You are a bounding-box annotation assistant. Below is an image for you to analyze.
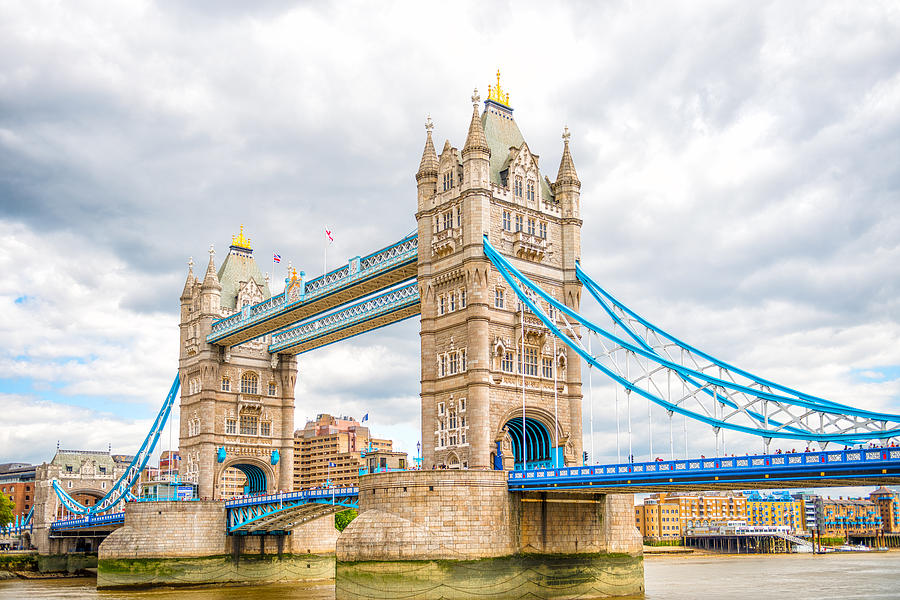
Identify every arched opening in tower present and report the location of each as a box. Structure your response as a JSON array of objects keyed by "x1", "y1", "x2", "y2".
[
  {"x1": 230, "y1": 463, "x2": 267, "y2": 495},
  {"x1": 503, "y1": 416, "x2": 556, "y2": 470}
]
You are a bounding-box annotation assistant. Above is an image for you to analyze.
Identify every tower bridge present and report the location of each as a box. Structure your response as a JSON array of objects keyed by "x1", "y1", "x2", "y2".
[{"x1": 14, "y1": 74, "x2": 900, "y2": 597}]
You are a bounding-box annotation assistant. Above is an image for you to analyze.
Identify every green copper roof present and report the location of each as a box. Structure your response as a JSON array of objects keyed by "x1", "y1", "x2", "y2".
[
  {"x1": 217, "y1": 248, "x2": 271, "y2": 310},
  {"x1": 481, "y1": 100, "x2": 555, "y2": 201}
]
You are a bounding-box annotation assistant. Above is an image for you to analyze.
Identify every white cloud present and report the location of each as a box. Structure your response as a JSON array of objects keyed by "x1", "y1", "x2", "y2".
[{"x1": 0, "y1": 0, "x2": 898, "y2": 475}]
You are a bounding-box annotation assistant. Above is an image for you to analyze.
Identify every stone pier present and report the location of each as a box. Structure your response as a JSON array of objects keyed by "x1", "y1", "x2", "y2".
[
  {"x1": 97, "y1": 500, "x2": 338, "y2": 589},
  {"x1": 336, "y1": 471, "x2": 643, "y2": 599}
]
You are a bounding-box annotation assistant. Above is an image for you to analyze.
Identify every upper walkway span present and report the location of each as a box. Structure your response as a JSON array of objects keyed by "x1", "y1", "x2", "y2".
[{"x1": 207, "y1": 234, "x2": 417, "y2": 347}]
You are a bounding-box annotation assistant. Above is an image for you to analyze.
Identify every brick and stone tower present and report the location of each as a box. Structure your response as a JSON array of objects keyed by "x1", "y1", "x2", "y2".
[
  {"x1": 416, "y1": 74, "x2": 583, "y2": 470},
  {"x1": 178, "y1": 227, "x2": 297, "y2": 498}
]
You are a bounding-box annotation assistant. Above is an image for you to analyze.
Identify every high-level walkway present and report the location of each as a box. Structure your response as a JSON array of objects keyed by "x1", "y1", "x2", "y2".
[{"x1": 207, "y1": 234, "x2": 417, "y2": 347}]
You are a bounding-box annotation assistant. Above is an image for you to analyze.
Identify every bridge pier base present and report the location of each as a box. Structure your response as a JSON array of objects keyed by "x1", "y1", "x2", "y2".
[
  {"x1": 97, "y1": 501, "x2": 337, "y2": 589},
  {"x1": 336, "y1": 471, "x2": 644, "y2": 599}
]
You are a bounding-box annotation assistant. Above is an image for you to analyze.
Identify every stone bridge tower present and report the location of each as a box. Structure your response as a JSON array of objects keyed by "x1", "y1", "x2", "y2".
[
  {"x1": 178, "y1": 228, "x2": 297, "y2": 499},
  {"x1": 416, "y1": 76, "x2": 584, "y2": 470}
]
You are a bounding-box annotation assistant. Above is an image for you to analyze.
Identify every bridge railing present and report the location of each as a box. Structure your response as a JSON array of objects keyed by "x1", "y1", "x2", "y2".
[
  {"x1": 208, "y1": 234, "x2": 418, "y2": 342},
  {"x1": 51, "y1": 512, "x2": 125, "y2": 531},
  {"x1": 224, "y1": 487, "x2": 360, "y2": 509},
  {"x1": 268, "y1": 282, "x2": 419, "y2": 353},
  {"x1": 508, "y1": 448, "x2": 900, "y2": 485}
]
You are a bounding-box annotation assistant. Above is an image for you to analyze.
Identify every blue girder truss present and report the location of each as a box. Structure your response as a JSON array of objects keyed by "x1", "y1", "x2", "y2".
[
  {"x1": 225, "y1": 488, "x2": 359, "y2": 533},
  {"x1": 483, "y1": 236, "x2": 900, "y2": 445},
  {"x1": 268, "y1": 282, "x2": 420, "y2": 354},
  {"x1": 50, "y1": 374, "x2": 180, "y2": 516},
  {"x1": 509, "y1": 448, "x2": 900, "y2": 492},
  {"x1": 208, "y1": 233, "x2": 418, "y2": 345},
  {"x1": 50, "y1": 512, "x2": 125, "y2": 532}
]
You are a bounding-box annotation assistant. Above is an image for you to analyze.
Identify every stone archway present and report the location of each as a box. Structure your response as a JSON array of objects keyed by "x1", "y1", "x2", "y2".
[
  {"x1": 495, "y1": 406, "x2": 566, "y2": 470},
  {"x1": 216, "y1": 457, "x2": 274, "y2": 498},
  {"x1": 56, "y1": 488, "x2": 105, "y2": 519}
]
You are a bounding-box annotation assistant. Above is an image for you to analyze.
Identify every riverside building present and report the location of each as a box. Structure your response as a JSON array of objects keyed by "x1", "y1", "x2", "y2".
[
  {"x1": 634, "y1": 491, "x2": 748, "y2": 541},
  {"x1": 292, "y1": 414, "x2": 402, "y2": 490},
  {"x1": 0, "y1": 462, "x2": 36, "y2": 522}
]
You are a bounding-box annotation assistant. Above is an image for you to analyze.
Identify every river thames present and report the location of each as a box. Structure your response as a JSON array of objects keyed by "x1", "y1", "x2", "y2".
[{"x1": 3, "y1": 553, "x2": 900, "y2": 599}]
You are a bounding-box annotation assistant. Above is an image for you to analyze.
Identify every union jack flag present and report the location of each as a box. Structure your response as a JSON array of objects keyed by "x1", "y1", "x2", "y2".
[
  {"x1": 325, "y1": 228, "x2": 334, "y2": 243},
  {"x1": 273, "y1": 253, "x2": 281, "y2": 263}
]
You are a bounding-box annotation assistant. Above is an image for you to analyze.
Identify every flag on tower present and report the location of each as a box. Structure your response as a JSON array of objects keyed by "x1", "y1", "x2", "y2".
[
  {"x1": 325, "y1": 228, "x2": 334, "y2": 243},
  {"x1": 361, "y1": 413, "x2": 368, "y2": 423},
  {"x1": 273, "y1": 252, "x2": 281, "y2": 263}
]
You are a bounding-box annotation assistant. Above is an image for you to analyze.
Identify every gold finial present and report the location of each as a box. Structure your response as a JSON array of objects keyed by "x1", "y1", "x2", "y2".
[
  {"x1": 488, "y1": 69, "x2": 510, "y2": 107},
  {"x1": 562, "y1": 126, "x2": 571, "y2": 142},
  {"x1": 471, "y1": 88, "x2": 480, "y2": 107},
  {"x1": 425, "y1": 114, "x2": 434, "y2": 132},
  {"x1": 231, "y1": 224, "x2": 252, "y2": 250},
  {"x1": 291, "y1": 267, "x2": 298, "y2": 280}
]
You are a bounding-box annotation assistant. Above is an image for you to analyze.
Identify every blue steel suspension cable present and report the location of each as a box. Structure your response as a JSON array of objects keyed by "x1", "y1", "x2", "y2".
[
  {"x1": 485, "y1": 238, "x2": 900, "y2": 422},
  {"x1": 483, "y1": 237, "x2": 900, "y2": 441},
  {"x1": 51, "y1": 373, "x2": 181, "y2": 515},
  {"x1": 576, "y1": 262, "x2": 851, "y2": 411}
]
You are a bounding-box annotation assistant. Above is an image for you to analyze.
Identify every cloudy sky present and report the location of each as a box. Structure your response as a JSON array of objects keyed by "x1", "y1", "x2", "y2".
[{"x1": 1, "y1": 0, "x2": 899, "y2": 499}]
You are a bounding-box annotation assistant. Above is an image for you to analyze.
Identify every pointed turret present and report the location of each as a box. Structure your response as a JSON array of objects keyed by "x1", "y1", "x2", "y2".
[
  {"x1": 201, "y1": 246, "x2": 222, "y2": 292},
  {"x1": 416, "y1": 116, "x2": 439, "y2": 182},
  {"x1": 462, "y1": 90, "x2": 489, "y2": 157},
  {"x1": 462, "y1": 89, "x2": 490, "y2": 190},
  {"x1": 416, "y1": 117, "x2": 439, "y2": 212},
  {"x1": 199, "y1": 245, "x2": 221, "y2": 317},
  {"x1": 180, "y1": 257, "x2": 196, "y2": 302},
  {"x1": 555, "y1": 126, "x2": 580, "y2": 187}
]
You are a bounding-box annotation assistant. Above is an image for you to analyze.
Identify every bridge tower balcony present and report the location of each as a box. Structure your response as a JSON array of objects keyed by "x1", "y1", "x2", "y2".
[
  {"x1": 512, "y1": 231, "x2": 546, "y2": 261},
  {"x1": 431, "y1": 227, "x2": 461, "y2": 258}
]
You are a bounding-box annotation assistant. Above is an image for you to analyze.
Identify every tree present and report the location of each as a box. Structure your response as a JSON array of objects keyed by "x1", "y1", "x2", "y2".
[
  {"x1": 334, "y1": 508, "x2": 357, "y2": 532},
  {"x1": 0, "y1": 492, "x2": 14, "y2": 526}
]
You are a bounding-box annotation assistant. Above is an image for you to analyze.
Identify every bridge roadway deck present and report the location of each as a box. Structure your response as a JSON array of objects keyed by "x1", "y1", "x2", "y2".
[
  {"x1": 50, "y1": 512, "x2": 124, "y2": 535},
  {"x1": 207, "y1": 234, "x2": 418, "y2": 348},
  {"x1": 268, "y1": 282, "x2": 420, "y2": 354},
  {"x1": 508, "y1": 448, "x2": 900, "y2": 493},
  {"x1": 225, "y1": 487, "x2": 359, "y2": 533}
]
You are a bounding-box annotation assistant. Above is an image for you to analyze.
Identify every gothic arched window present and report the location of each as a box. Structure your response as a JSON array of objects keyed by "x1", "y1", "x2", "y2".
[
  {"x1": 526, "y1": 180, "x2": 535, "y2": 202},
  {"x1": 240, "y1": 372, "x2": 258, "y2": 395},
  {"x1": 514, "y1": 176, "x2": 523, "y2": 198}
]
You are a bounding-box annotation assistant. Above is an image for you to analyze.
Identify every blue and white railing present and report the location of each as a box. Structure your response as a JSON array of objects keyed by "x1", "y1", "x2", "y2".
[
  {"x1": 224, "y1": 487, "x2": 359, "y2": 509},
  {"x1": 508, "y1": 448, "x2": 900, "y2": 490},
  {"x1": 50, "y1": 512, "x2": 125, "y2": 531},
  {"x1": 268, "y1": 282, "x2": 419, "y2": 353},
  {"x1": 208, "y1": 233, "x2": 418, "y2": 343}
]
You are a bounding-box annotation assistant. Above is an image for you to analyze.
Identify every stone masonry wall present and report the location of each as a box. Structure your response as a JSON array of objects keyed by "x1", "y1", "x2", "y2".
[
  {"x1": 337, "y1": 470, "x2": 517, "y2": 561},
  {"x1": 99, "y1": 501, "x2": 227, "y2": 559},
  {"x1": 337, "y1": 471, "x2": 643, "y2": 562}
]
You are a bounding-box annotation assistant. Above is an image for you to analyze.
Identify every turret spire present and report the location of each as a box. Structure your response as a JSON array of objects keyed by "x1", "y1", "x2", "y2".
[
  {"x1": 462, "y1": 88, "x2": 489, "y2": 157},
  {"x1": 180, "y1": 256, "x2": 195, "y2": 301},
  {"x1": 556, "y1": 126, "x2": 580, "y2": 186},
  {"x1": 201, "y1": 244, "x2": 222, "y2": 291},
  {"x1": 416, "y1": 115, "x2": 439, "y2": 182}
]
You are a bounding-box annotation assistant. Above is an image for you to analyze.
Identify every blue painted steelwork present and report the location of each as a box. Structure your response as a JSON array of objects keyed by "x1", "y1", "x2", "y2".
[
  {"x1": 208, "y1": 234, "x2": 418, "y2": 344},
  {"x1": 0, "y1": 505, "x2": 33, "y2": 536},
  {"x1": 483, "y1": 237, "x2": 900, "y2": 443},
  {"x1": 268, "y1": 282, "x2": 420, "y2": 354},
  {"x1": 504, "y1": 417, "x2": 554, "y2": 470},
  {"x1": 508, "y1": 448, "x2": 900, "y2": 492},
  {"x1": 51, "y1": 375, "x2": 181, "y2": 515},
  {"x1": 225, "y1": 488, "x2": 359, "y2": 533},
  {"x1": 50, "y1": 512, "x2": 125, "y2": 532},
  {"x1": 231, "y1": 463, "x2": 267, "y2": 495}
]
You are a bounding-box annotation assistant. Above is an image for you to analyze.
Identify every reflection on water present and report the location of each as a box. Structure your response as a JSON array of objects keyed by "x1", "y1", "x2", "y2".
[{"x1": 3, "y1": 553, "x2": 900, "y2": 599}]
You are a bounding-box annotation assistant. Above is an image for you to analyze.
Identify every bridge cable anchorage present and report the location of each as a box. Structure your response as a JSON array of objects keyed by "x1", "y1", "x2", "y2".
[
  {"x1": 482, "y1": 236, "x2": 900, "y2": 445},
  {"x1": 51, "y1": 374, "x2": 181, "y2": 516}
]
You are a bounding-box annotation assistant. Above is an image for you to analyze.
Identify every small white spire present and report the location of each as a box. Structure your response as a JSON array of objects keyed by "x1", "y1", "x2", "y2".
[
  {"x1": 208, "y1": 244, "x2": 215, "y2": 258},
  {"x1": 425, "y1": 114, "x2": 434, "y2": 132},
  {"x1": 562, "y1": 126, "x2": 571, "y2": 142},
  {"x1": 187, "y1": 256, "x2": 194, "y2": 271},
  {"x1": 471, "y1": 88, "x2": 480, "y2": 107}
]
